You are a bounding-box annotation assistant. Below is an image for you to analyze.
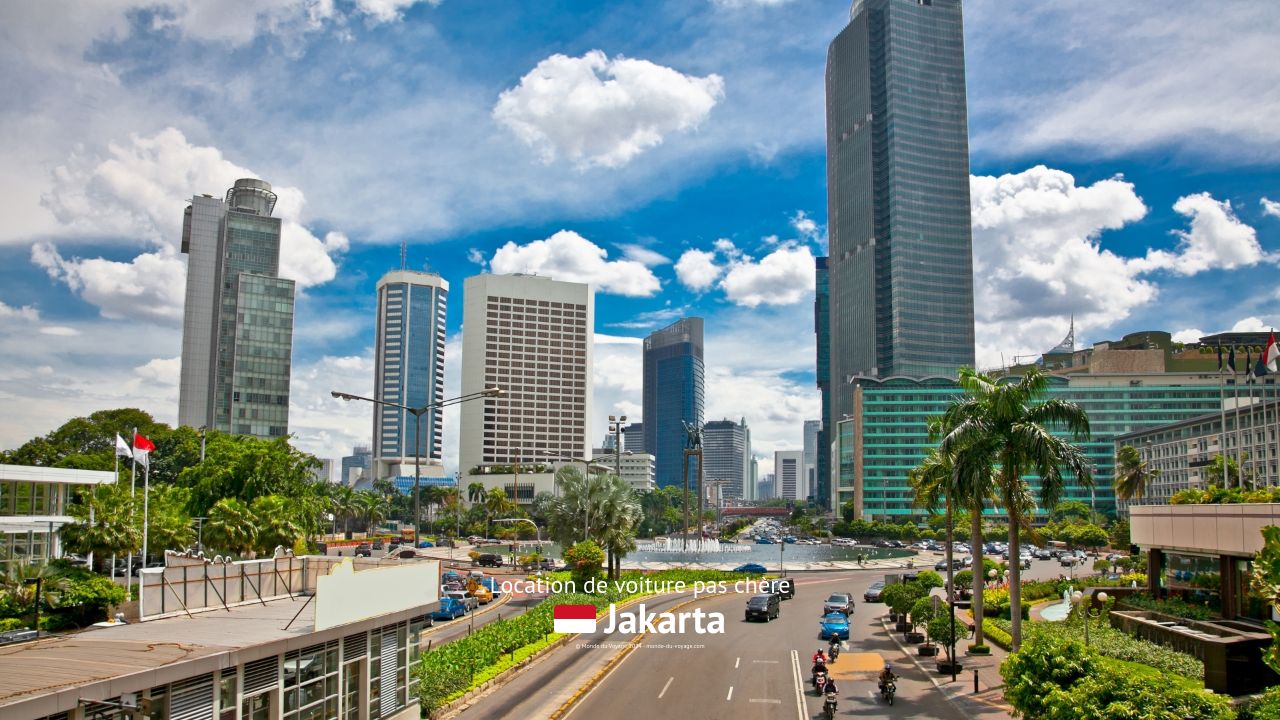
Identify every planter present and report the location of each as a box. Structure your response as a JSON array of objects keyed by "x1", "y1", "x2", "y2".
[
  {"x1": 905, "y1": 631, "x2": 926, "y2": 644},
  {"x1": 894, "y1": 620, "x2": 911, "y2": 633},
  {"x1": 888, "y1": 612, "x2": 900, "y2": 622},
  {"x1": 967, "y1": 644, "x2": 991, "y2": 656},
  {"x1": 918, "y1": 644, "x2": 939, "y2": 657},
  {"x1": 935, "y1": 660, "x2": 964, "y2": 674}
]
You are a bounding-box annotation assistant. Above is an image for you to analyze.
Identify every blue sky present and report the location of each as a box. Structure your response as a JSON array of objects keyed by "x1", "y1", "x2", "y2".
[{"x1": 1, "y1": 0, "x2": 1278, "y2": 475}]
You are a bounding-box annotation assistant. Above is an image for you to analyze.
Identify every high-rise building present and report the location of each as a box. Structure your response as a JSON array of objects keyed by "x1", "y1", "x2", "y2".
[
  {"x1": 748, "y1": 457, "x2": 759, "y2": 502},
  {"x1": 178, "y1": 178, "x2": 295, "y2": 438},
  {"x1": 458, "y1": 274, "x2": 593, "y2": 475},
  {"x1": 824, "y1": 0, "x2": 976, "y2": 450},
  {"x1": 643, "y1": 318, "x2": 705, "y2": 489},
  {"x1": 703, "y1": 418, "x2": 751, "y2": 500},
  {"x1": 372, "y1": 270, "x2": 448, "y2": 478},
  {"x1": 803, "y1": 419, "x2": 821, "y2": 501},
  {"x1": 774, "y1": 450, "x2": 803, "y2": 501},
  {"x1": 341, "y1": 444, "x2": 372, "y2": 487},
  {"x1": 622, "y1": 422, "x2": 645, "y2": 453},
  {"x1": 815, "y1": 256, "x2": 832, "y2": 509}
]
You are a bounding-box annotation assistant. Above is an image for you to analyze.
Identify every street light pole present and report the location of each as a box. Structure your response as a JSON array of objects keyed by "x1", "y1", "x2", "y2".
[{"x1": 332, "y1": 386, "x2": 502, "y2": 549}]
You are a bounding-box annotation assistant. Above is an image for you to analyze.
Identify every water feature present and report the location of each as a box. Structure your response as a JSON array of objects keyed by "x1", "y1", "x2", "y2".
[
  {"x1": 1041, "y1": 587, "x2": 1074, "y2": 622},
  {"x1": 635, "y1": 537, "x2": 751, "y2": 553}
]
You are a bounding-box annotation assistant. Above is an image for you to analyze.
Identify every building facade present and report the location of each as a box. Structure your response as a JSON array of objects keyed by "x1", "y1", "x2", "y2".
[
  {"x1": 814, "y1": 256, "x2": 832, "y2": 509},
  {"x1": 341, "y1": 445, "x2": 372, "y2": 487},
  {"x1": 179, "y1": 178, "x2": 295, "y2": 439},
  {"x1": 643, "y1": 318, "x2": 705, "y2": 490},
  {"x1": 803, "y1": 420, "x2": 821, "y2": 502},
  {"x1": 823, "y1": 0, "x2": 976, "y2": 486},
  {"x1": 458, "y1": 274, "x2": 593, "y2": 476},
  {"x1": 774, "y1": 450, "x2": 803, "y2": 502},
  {"x1": 703, "y1": 418, "x2": 751, "y2": 501},
  {"x1": 621, "y1": 422, "x2": 645, "y2": 454},
  {"x1": 0, "y1": 464, "x2": 114, "y2": 571},
  {"x1": 592, "y1": 452, "x2": 657, "y2": 493},
  {"x1": 372, "y1": 270, "x2": 449, "y2": 478}
]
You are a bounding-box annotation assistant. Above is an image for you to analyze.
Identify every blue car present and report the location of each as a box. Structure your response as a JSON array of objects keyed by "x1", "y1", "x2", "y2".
[
  {"x1": 432, "y1": 597, "x2": 467, "y2": 621},
  {"x1": 819, "y1": 612, "x2": 851, "y2": 640},
  {"x1": 733, "y1": 563, "x2": 769, "y2": 574},
  {"x1": 418, "y1": 540, "x2": 434, "y2": 548},
  {"x1": 480, "y1": 577, "x2": 502, "y2": 595},
  {"x1": 756, "y1": 536, "x2": 774, "y2": 544}
]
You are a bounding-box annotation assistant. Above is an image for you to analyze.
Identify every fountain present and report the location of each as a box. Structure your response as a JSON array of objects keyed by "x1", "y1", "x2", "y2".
[
  {"x1": 1040, "y1": 586, "x2": 1074, "y2": 622},
  {"x1": 635, "y1": 537, "x2": 751, "y2": 553}
]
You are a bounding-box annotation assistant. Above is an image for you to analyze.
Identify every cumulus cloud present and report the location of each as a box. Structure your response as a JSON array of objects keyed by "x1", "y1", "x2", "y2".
[
  {"x1": 1262, "y1": 198, "x2": 1280, "y2": 219},
  {"x1": 353, "y1": 0, "x2": 439, "y2": 24},
  {"x1": 0, "y1": 301, "x2": 39, "y2": 322},
  {"x1": 1171, "y1": 328, "x2": 1204, "y2": 344},
  {"x1": 36, "y1": 128, "x2": 346, "y2": 322},
  {"x1": 489, "y1": 230, "x2": 661, "y2": 296},
  {"x1": 674, "y1": 249, "x2": 722, "y2": 292},
  {"x1": 39, "y1": 326, "x2": 81, "y2": 337},
  {"x1": 791, "y1": 210, "x2": 822, "y2": 246},
  {"x1": 466, "y1": 248, "x2": 487, "y2": 267},
  {"x1": 720, "y1": 244, "x2": 816, "y2": 307},
  {"x1": 618, "y1": 243, "x2": 670, "y2": 267},
  {"x1": 134, "y1": 356, "x2": 180, "y2": 384},
  {"x1": 1131, "y1": 193, "x2": 1262, "y2": 276},
  {"x1": 493, "y1": 50, "x2": 725, "y2": 169}
]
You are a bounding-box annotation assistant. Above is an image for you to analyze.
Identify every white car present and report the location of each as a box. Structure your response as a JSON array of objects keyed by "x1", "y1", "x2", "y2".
[{"x1": 444, "y1": 590, "x2": 479, "y2": 611}]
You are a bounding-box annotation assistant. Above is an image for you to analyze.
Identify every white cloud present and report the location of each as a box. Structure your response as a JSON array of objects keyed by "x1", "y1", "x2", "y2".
[
  {"x1": 466, "y1": 248, "x2": 486, "y2": 267},
  {"x1": 969, "y1": 165, "x2": 1153, "y2": 368},
  {"x1": 1131, "y1": 193, "x2": 1262, "y2": 276},
  {"x1": 790, "y1": 210, "x2": 822, "y2": 246},
  {"x1": 618, "y1": 243, "x2": 670, "y2": 267},
  {"x1": 288, "y1": 352, "x2": 376, "y2": 461},
  {"x1": 493, "y1": 50, "x2": 725, "y2": 169},
  {"x1": 35, "y1": 128, "x2": 346, "y2": 322},
  {"x1": 711, "y1": 0, "x2": 796, "y2": 7},
  {"x1": 39, "y1": 326, "x2": 81, "y2": 337},
  {"x1": 1262, "y1": 198, "x2": 1280, "y2": 219},
  {"x1": 1231, "y1": 317, "x2": 1269, "y2": 333},
  {"x1": 353, "y1": 0, "x2": 439, "y2": 24},
  {"x1": 1171, "y1": 328, "x2": 1203, "y2": 344},
  {"x1": 0, "y1": 302, "x2": 39, "y2": 322},
  {"x1": 489, "y1": 230, "x2": 660, "y2": 297},
  {"x1": 674, "y1": 249, "x2": 723, "y2": 292},
  {"x1": 606, "y1": 305, "x2": 691, "y2": 330},
  {"x1": 720, "y1": 243, "x2": 816, "y2": 307},
  {"x1": 134, "y1": 356, "x2": 180, "y2": 384}
]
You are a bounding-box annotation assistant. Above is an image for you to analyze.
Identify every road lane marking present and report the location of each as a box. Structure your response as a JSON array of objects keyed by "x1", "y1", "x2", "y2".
[
  {"x1": 789, "y1": 650, "x2": 806, "y2": 720},
  {"x1": 727, "y1": 686, "x2": 734, "y2": 701},
  {"x1": 735, "y1": 657, "x2": 740, "y2": 669},
  {"x1": 752, "y1": 659, "x2": 779, "y2": 664},
  {"x1": 749, "y1": 699, "x2": 781, "y2": 704},
  {"x1": 657, "y1": 676, "x2": 673, "y2": 699}
]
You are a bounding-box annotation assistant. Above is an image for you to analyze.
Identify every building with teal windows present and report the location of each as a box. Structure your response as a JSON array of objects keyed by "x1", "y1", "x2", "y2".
[{"x1": 835, "y1": 372, "x2": 1227, "y2": 521}]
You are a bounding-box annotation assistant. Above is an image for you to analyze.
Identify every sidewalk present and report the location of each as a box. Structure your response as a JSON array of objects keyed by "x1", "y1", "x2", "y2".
[{"x1": 880, "y1": 611, "x2": 1015, "y2": 720}]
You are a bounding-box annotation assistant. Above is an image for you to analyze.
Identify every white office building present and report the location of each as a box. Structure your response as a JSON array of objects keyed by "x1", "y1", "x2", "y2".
[
  {"x1": 774, "y1": 450, "x2": 803, "y2": 501},
  {"x1": 0, "y1": 464, "x2": 115, "y2": 570}
]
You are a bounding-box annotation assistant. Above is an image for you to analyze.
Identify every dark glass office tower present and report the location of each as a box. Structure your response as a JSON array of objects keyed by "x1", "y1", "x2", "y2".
[
  {"x1": 825, "y1": 0, "x2": 976, "y2": 449},
  {"x1": 815, "y1": 256, "x2": 831, "y2": 508},
  {"x1": 643, "y1": 318, "x2": 705, "y2": 489}
]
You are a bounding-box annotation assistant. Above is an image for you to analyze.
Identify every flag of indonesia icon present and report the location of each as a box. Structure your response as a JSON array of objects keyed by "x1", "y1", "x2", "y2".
[{"x1": 553, "y1": 604, "x2": 597, "y2": 633}]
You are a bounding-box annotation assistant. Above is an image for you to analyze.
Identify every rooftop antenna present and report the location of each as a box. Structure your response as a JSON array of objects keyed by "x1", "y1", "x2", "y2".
[{"x1": 399, "y1": 239, "x2": 407, "y2": 271}]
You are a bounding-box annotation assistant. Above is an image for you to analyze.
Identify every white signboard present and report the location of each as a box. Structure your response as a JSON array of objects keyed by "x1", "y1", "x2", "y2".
[{"x1": 314, "y1": 558, "x2": 439, "y2": 631}]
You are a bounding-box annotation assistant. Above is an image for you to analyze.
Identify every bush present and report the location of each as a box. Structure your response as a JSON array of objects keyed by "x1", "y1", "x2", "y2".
[
  {"x1": 562, "y1": 540, "x2": 605, "y2": 588},
  {"x1": 0, "y1": 617, "x2": 25, "y2": 632},
  {"x1": 1040, "y1": 672, "x2": 1234, "y2": 720},
  {"x1": 44, "y1": 567, "x2": 127, "y2": 630},
  {"x1": 990, "y1": 615, "x2": 1203, "y2": 679},
  {"x1": 1118, "y1": 592, "x2": 1216, "y2": 621},
  {"x1": 983, "y1": 588, "x2": 1030, "y2": 620},
  {"x1": 1001, "y1": 633, "x2": 1100, "y2": 718},
  {"x1": 911, "y1": 597, "x2": 937, "y2": 633},
  {"x1": 954, "y1": 569, "x2": 973, "y2": 589},
  {"x1": 1238, "y1": 685, "x2": 1280, "y2": 720},
  {"x1": 983, "y1": 618, "x2": 1012, "y2": 650},
  {"x1": 928, "y1": 612, "x2": 963, "y2": 660},
  {"x1": 915, "y1": 570, "x2": 944, "y2": 590}
]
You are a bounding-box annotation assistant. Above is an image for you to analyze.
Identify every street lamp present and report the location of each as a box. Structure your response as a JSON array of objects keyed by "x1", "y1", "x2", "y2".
[
  {"x1": 987, "y1": 567, "x2": 997, "y2": 588},
  {"x1": 1071, "y1": 590, "x2": 1108, "y2": 647},
  {"x1": 607, "y1": 415, "x2": 627, "y2": 479},
  {"x1": 332, "y1": 386, "x2": 502, "y2": 548},
  {"x1": 23, "y1": 578, "x2": 42, "y2": 638}
]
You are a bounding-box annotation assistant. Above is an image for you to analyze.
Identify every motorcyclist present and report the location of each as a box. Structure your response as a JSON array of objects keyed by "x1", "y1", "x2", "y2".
[
  {"x1": 816, "y1": 672, "x2": 839, "y2": 696},
  {"x1": 827, "y1": 636, "x2": 841, "y2": 659},
  {"x1": 878, "y1": 663, "x2": 897, "y2": 693}
]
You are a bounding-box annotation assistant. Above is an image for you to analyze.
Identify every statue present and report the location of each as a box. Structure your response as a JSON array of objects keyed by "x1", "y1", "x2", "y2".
[{"x1": 682, "y1": 420, "x2": 703, "y2": 449}]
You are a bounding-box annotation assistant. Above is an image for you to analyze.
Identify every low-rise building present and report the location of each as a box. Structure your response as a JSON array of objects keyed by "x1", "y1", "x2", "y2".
[
  {"x1": 0, "y1": 464, "x2": 115, "y2": 570},
  {"x1": 591, "y1": 452, "x2": 656, "y2": 493}
]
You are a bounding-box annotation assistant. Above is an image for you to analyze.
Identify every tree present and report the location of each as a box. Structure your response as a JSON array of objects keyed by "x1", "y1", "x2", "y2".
[
  {"x1": 938, "y1": 367, "x2": 1093, "y2": 651},
  {"x1": 250, "y1": 495, "x2": 303, "y2": 555},
  {"x1": 594, "y1": 475, "x2": 641, "y2": 579},
  {"x1": 562, "y1": 540, "x2": 605, "y2": 590},
  {"x1": 1113, "y1": 445, "x2": 1158, "y2": 502},
  {"x1": 355, "y1": 491, "x2": 389, "y2": 532},
  {"x1": 204, "y1": 498, "x2": 258, "y2": 557},
  {"x1": 1051, "y1": 499, "x2": 1093, "y2": 523},
  {"x1": 1108, "y1": 519, "x2": 1130, "y2": 549},
  {"x1": 1205, "y1": 452, "x2": 1254, "y2": 489},
  {"x1": 1251, "y1": 525, "x2": 1280, "y2": 675},
  {"x1": 144, "y1": 485, "x2": 195, "y2": 554},
  {"x1": 59, "y1": 483, "x2": 141, "y2": 567},
  {"x1": 328, "y1": 484, "x2": 357, "y2": 535},
  {"x1": 1068, "y1": 523, "x2": 1109, "y2": 552}
]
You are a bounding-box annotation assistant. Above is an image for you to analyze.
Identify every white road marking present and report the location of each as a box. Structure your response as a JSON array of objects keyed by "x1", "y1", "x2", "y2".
[
  {"x1": 658, "y1": 676, "x2": 673, "y2": 699},
  {"x1": 735, "y1": 657, "x2": 740, "y2": 669},
  {"x1": 749, "y1": 699, "x2": 782, "y2": 704},
  {"x1": 727, "y1": 686, "x2": 734, "y2": 701},
  {"x1": 752, "y1": 659, "x2": 779, "y2": 664},
  {"x1": 789, "y1": 650, "x2": 806, "y2": 720}
]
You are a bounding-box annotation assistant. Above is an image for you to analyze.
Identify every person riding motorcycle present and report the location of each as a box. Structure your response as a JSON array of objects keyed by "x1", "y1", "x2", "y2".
[
  {"x1": 816, "y1": 672, "x2": 839, "y2": 696},
  {"x1": 827, "y1": 636, "x2": 841, "y2": 660},
  {"x1": 878, "y1": 663, "x2": 897, "y2": 693},
  {"x1": 812, "y1": 649, "x2": 827, "y2": 666}
]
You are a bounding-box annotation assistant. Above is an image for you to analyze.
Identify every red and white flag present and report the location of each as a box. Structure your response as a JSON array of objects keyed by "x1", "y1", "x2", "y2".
[
  {"x1": 133, "y1": 433, "x2": 156, "y2": 468},
  {"x1": 1266, "y1": 330, "x2": 1280, "y2": 374},
  {"x1": 553, "y1": 604, "x2": 597, "y2": 634}
]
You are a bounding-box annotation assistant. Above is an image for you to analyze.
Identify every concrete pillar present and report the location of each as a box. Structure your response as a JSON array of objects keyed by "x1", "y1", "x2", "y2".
[{"x1": 1147, "y1": 549, "x2": 1163, "y2": 597}]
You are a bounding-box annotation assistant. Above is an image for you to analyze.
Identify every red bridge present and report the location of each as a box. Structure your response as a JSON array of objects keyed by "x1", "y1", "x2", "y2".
[{"x1": 720, "y1": 506, "x2": 789, "y2": 517}]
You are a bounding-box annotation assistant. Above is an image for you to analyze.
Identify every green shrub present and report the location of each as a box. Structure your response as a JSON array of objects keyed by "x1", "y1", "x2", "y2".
[
  {"x1": 915, "y1": 570, "x2": 944, "y2": 590},
  {"x1": 910, "y1": 597, "x2": 936, "y2": 633},
  {"x1": 1001, "y1": 634, "x2": 1100, "y2": 719},
  {"x1": 0, "y1": 617, "x2": 25, "y2": 632},
  {"x1": 990, "y1": 616, "x2": 1203, "y2": 679},
  {"x1": 1238, "y1": 685, "x2": 1280, "y2": 720},
  {"x1": 954, "y1": 569, "x2": 973, "y2": 589},
  {"x1": 983, "y1": 618, "x2": 1012, "y2": 650},
  {"x1": 983, "y1": 588, "x2": 1030, "y2": 620},
  {"x1": 1118, "y1": 592, "x2": 1215, "y2": 621},
  {"x1": 562, "y1": 540, "x2": 605, "y2": 588},
  {"x1": 44, "y1": 567, "x2": 127, "y2": 630},
  {"x1": 1040, "y1": 672, "x2": 1233, "y2": 720}
]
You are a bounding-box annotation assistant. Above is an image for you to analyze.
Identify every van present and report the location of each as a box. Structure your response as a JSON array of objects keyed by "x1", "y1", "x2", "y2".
[{"x1": 745, "y1": 593, "x2": 780, "y2": 622}]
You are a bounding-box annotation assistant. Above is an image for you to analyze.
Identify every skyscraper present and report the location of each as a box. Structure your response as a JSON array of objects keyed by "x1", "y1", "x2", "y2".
[
  {"x1": 815, "y1": 256, "x2": 832, "y2": 508},
  {"x1": 824, "y1": 0, "x2": 976, "y2": 436},
  {"x1": 458, "y1": 274, "x2": 593, "y2": 476},
  {"x1": 178, "y1": 178, "x2": 295, "y2": 439},
  {"x1": 622, "y1": 422, "x2": 645, "y2": 453},
  {"x1": 703, "y1": 418, "x2": 751, "y2": 501},
  {"x1": 775, "y1": 450, "x2": 803, "y2": 501},
  {"x1": 803, "y1": 419, "x2": 821, "y2": 501},
  {"x1": 643, "y1": 318, "x2": 705, "y2": 489},
  {"x1": 372, "y1": 270, "x2": 449, "y2": 478}
]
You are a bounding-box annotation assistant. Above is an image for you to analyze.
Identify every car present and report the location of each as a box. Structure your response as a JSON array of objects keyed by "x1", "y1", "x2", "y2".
[
  {"x1": 765, "y1": 578, "x2": 795, "y2": 600},
  {"x1": 475, "y1": 553, "x2": 504, "y2": 567},
  {"x1": 132, "y1": 560, "x2": 165, "y2": 576},
  {"x1": 355, "y1": 543, "x2": 373, "y2": 557},
  {"x1": 823, "y1": 592, "x2": 854, "y2": 616},
  {"x1": 479, "y1": 577, "x2": 503, "y2": 595},
  {"x1": 470, "y1": 584, "x2": 494, "y2": 604},
  {"x1": 733, "y1": 563, "x2": 768, "y2": 574},
  {"x1": 1060, "y1": 555, "x2": 1080, "y2": 567},
  {"x1": 863, "y1": 581, "x2": 886, "y2": 602},
  {"x1": 444, "y1": 590, "x2": 479, "y2": 611},
  {"x1": 62, "y1": 553, "x2": 90, "y2": 567},
  {"x1": 1035, "y1": 548, "x2": 1052, "y2": 560},
  {"x1": 745, "y1": 593, "x2": 780, "y2": 622},
  {"x1": 819, "y1": 612, "x2": 851, "y2": 640},
  {"x1": 432, "y1": 597, "x2": 467, "y2": 621},
  {"x1": 935, "y1": 558, "x2": 964, "y2": 571},
  {"x1": 418, "y1": 540, "x2": 434, "y2": 548},
  {"x1": 442, "y1": 570, "x2": 465, "y2": 583}
]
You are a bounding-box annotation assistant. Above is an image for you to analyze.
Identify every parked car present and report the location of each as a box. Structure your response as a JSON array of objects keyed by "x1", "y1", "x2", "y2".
[
  {"x1": 935, "y1": 558, "x2": 964, "y2": 571},
  {"x1": 355, "y1": 543, "x2": 373, "y2": 557},
  {"x1": 733, "y1": 563, "x2": 769, "y2": 574},
  {"x1": 765, "y1": 578, "x2": 795, "y2": 600},
  {"x1": 470, "y1": 584, "x2": 494, "y2": 605},
  {"x1": 1060, "y1": 555, "x2": 1081, "y2": 567},
  {"x1": 475, "y1": 553, "x2": 504, "y2": 567},
  {"x1": 819, "y1": 612, "x2": 851, "y2": 640},
  {"x1": 863, "y1": 581, "x2": 886, "y2": 603},
  {"x1": 539, "y1": 558, "x2": 558, "y2": 571},
  {"x1": 823, "y1": 592, "x2": 854, "y2": 616},
  {"x1": 745, "y1": 593, "x2": 780, "y2": 622},
  {"x1": 479, "y1": 577, "x2": 502, "y2": 595},
  {"x1": 132, "y1": 560, "x2": 165, "y2": 576},
  {"x1": 432, "y1": 597, "x2": 467, "y2": 621},
  {"x1": 444, "y1": 590, "x2": 479, "y2": 611},
  {"x1": 1035, "y1": 548, "x2": 1052, "y2": 560},
  {"x1": 418, "y1": 540, "x2": 434, "y2": 548}
]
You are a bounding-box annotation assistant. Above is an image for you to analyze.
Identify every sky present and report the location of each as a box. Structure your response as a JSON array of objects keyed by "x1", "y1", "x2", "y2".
[{"x1": 1, "y1": 0, "x2": 1278, "y2": 478}]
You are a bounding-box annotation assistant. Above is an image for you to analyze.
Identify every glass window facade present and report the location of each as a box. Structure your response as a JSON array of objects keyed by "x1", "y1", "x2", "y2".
[
  {"x1": 374, "y1": 274, "x2": 448, "y2": 461},
  {"x1": 643, "y1": 318, "x2": 706, "y2": 489}
]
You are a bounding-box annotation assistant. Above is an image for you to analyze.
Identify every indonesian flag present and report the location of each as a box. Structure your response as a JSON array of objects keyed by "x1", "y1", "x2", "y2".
[
  {"x1": 115, "y1": 434, "x2": 133, "y2": 458},
  {"x1": 553, "y1": 604, "x2": 597, "y2": 634},
  {"x1": 1266, "y1": 331, "x2": 1280, "y2": 374},
  {"x1": 133, "y1": 433, "x2": 156, "y2": 468}
]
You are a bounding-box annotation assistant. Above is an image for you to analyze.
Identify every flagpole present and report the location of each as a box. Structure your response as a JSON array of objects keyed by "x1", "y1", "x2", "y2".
[
  {"x1": 141, "y1": 460, "x2": 150, "y2": 576},
  {"x1": 127, "y1": 427, "x2": 137, "y2": 596}
]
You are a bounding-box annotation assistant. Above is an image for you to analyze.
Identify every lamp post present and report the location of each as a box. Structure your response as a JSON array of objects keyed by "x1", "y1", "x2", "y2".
[
  {"x1": 987, "y1": 567, "x2": 997, "y2": 588},
  {"x1": 608, "y1": 415, "x2": 627, "y2": 479},
  {"x1": 23, "y1": 577, "x2": 42, "y2": 638},
  {"x1": 1071, "y1": 590, "x2": 1108, "y2": 647},
  {"x1": 332, "y1": 386, "x2": 502, "y2": 549}
]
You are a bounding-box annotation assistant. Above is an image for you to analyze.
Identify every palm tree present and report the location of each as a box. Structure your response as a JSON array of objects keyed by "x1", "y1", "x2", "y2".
[
  {"x1": 355, "y1": 491, "x2": 389, "y2": 533},
  {"x1": 595, "y1": 475, "x2": 641, "y2": 579},
  {"x1": 1114, "y1": 445, "x2": 1158, "y2": 502},
  {"x1": 938, "y1": 367, "x2": 1093, "y2": 651},
  {"x1": 329, "y1": 484, "x2": 357, "y2": 535},
  {"x1": 60, "y1": 483, "x2": 140, "y2": 569},
  {"x1": 467, "y1": 481, "x2": 487, "y2": 506},
  {"x1": 204, "y1": 498, "x2": 259, "y2": 557},
  {"x1": 250, "y1": 495, "x2": 304, "y2": 555}
]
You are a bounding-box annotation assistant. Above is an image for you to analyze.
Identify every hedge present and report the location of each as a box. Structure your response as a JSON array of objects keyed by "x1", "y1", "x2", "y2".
[{"x1": 990, "y1": 615, "x2": 1203, "y2": 679}]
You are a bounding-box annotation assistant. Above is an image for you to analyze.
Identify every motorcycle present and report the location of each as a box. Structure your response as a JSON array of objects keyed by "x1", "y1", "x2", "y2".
[
  {"x1": 813, "y1": 668, "x2": 828, "y2": 692},
  {"x1": 880, "y1": 679, "x2": 896, "y2": 705},
  {"x1": 827, "y1": 641, "x2": 841, "y2": 661},
  {"x1": 823, "y1": 691, "x2": 838, "y2": 719}
]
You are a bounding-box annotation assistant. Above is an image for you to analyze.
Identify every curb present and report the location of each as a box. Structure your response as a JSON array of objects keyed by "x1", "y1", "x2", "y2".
[{"x1": 880, "y1": 615, "x2": 978, "y2": 720}]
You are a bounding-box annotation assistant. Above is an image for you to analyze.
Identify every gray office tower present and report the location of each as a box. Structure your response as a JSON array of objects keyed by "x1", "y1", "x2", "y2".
[
  {"x1": 373, "y1": 271, "x2": 448, "y2": 467},
  {"x1": 824, "y1": 0, "x2": 976, "y2": 463},
  {"x1": 178, "y1": 179, "x2": 295, "y2": 439},
  {"x1": 643, "y1": 318, "x2": 705, "y2": 489},
  {"x1": 703, "y1": 418, "x2": 751, "y2": 501}
]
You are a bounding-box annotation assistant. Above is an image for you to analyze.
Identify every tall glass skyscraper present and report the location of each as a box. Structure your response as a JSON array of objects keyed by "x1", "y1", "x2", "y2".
[
  {"x1": 373, "y1": 270, "x2": 449, "y2": 469},
  {"x1": 824, "y1": 0, "x2": 976, "y2": 436},
  {"x1": 703, "y1": 418, "x2": 751, "y2": 500},
  {"x1": 643, "y1": 318, "x2": 705, "y2": 489},
  {"x1": 814, "y1": 256, "x2": 832, "y2": 508},
  {"x1": 179, "y1": 179, "x2": 295, "y2": 439}
]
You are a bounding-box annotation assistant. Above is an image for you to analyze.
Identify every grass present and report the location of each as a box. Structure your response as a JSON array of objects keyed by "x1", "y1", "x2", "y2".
[{"x1": 441, "y1": 632, "x2": 567, "y2": 703}]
